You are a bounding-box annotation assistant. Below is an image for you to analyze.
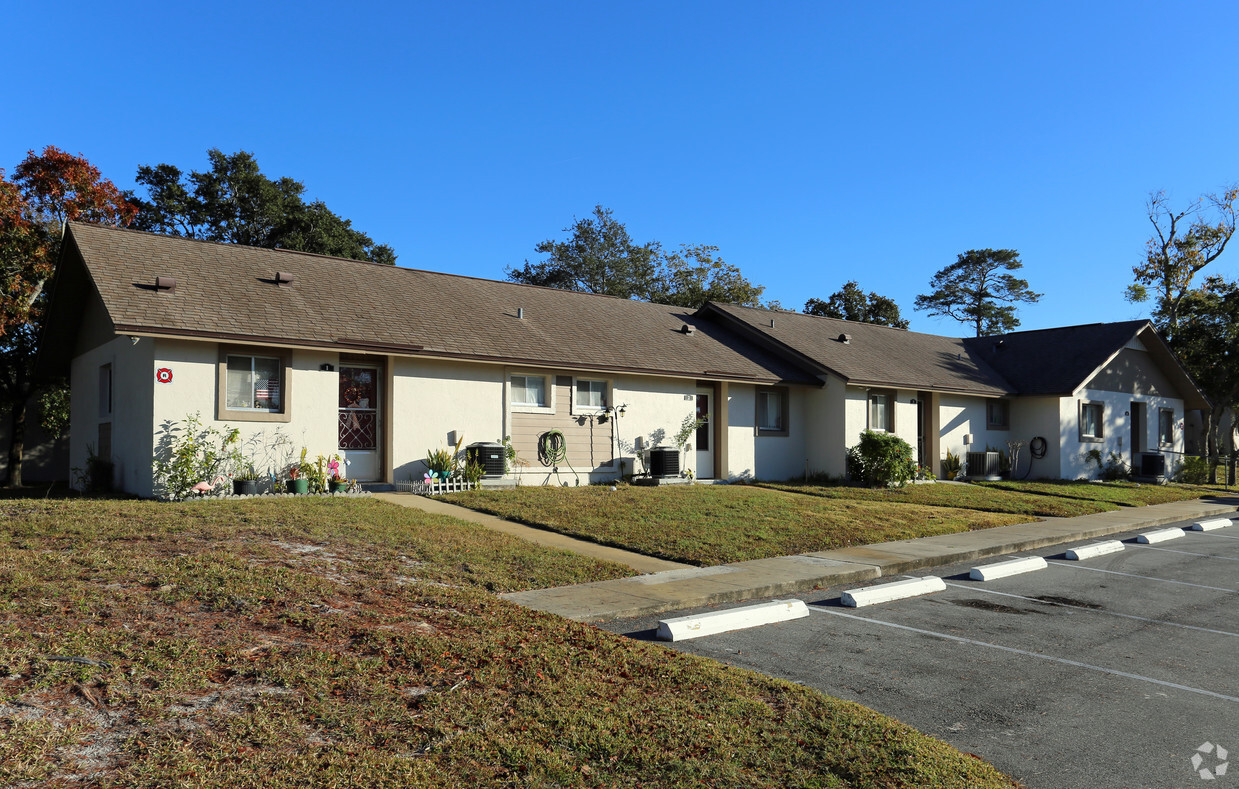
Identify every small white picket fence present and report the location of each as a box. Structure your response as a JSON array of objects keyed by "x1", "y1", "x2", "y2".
[{"x1": 395, "y1": 479, "x2": 479, "y2": 496}]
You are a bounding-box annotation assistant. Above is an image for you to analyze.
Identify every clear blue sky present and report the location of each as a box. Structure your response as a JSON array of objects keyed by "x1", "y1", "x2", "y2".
[{"x1": 7, "y1": 1, "x2": 1238, "y2": 334}]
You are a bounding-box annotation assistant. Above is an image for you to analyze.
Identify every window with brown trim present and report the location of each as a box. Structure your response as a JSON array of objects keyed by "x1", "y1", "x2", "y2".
[
  {"x1": 756, "y1": 386, "x2": 789, "y2": 436},
  {"x1": 986, "y1": 399, "x2": 1009, "y2": 430},
  {"x1": 217, "y1": 346, "x2": 292, "y2": 423},
  {"x1": 1158, "y1": 408, "x2": 1174, "y2": 446},
  {"x1": 869, "y1": 389, "x2": 894, "y2": 432}
]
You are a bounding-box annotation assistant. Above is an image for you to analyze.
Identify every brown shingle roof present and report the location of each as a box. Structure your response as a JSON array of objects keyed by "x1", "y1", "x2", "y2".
[
  {"x1": 56, "y1": 223, "x2": 818, "y2": 385},
  {"x1": 701, "y1": 302, "x2": 1015, "y2": 395}
]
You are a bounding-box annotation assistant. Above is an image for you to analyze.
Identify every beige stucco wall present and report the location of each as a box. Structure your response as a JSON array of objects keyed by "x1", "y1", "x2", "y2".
[
  {"x1": 937, "y1": 394, "x2": 1015, "y2": 474},
  {"x1": 804, "y1": 376, "x2": 845, "y2": 477},
  {"x1": 605, "y1": 374, "x2": 698, "y2": 481},
  {"x1": 391, "y1": 357, "x2": 504, "y2": 483},
  {"x1": 1007, "y1": 396, "x2": 1061, "y2": 479},
  {"x1": 146, "y1": 339, "x2": 342, "y2": 496},
  {"x1": 70, "y1": 334, "x2": 154, "y2": 494}
]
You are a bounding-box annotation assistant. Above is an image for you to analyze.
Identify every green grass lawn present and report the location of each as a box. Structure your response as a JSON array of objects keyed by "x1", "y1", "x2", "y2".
[
  {"x1": 0, "y1": 498, "x2": 1016, "y2": 788},
  {"x1": 445, "y1": 485, "x2": 1029, "y2": 566}
]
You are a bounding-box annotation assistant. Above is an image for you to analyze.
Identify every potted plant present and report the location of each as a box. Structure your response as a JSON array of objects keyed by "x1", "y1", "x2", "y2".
[
  {"x1": 328, "y1": 458, "x2": 350, "y2": 493},
  {"x1": 233, "y1": 462, "x2": 259, "y2": 496},
  {"x1": 286, "y1": 449, "x2": 311, "y2": 494}
]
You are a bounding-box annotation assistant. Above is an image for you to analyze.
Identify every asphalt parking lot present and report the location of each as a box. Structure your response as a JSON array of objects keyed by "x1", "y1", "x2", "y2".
[{"x1": 602, "y1": 516, "x2": 1239, "y2": 788}]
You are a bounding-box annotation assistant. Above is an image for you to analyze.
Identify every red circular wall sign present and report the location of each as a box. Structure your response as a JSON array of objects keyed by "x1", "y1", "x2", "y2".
[{"x1": 156, "y1": 368, "x2": 173, "y2": 384}]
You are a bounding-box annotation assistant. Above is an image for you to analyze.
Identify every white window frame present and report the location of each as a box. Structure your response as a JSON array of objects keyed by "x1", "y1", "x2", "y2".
[
  {"x1": 509, "y1": 372, "x2": 554, "y2": 415},
  {"x1": 1079, "y1": 401, "x2": 1104, "y2": 442},
  {"x1": 571, "y1": 377, "x2": 609, "y2": 415}
]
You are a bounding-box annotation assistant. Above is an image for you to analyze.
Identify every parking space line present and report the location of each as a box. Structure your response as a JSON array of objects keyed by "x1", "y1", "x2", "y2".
[
  {"x1": 1128, "y1": 544, "x2": 1239, "y2": 561},
  {"x1": 940, "y1": 582, "x2": 1239, "y2": 638},
  {"x1": 1192, "y1": 532, "x2": 1239, "y2": 540},
  {"x1": 806, "y1": 605, "x2": 1239, "y2": 703},
  {"x1": 1044, "y1": 561, "x2": 1239, "y2": 592}
]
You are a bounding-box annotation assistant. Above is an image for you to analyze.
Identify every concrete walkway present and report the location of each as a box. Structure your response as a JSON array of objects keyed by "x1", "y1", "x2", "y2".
[
  {"x1": 372, "y1": 492, "x2": 690, "y2": 574},
  {"x1": 497, "y1": 495, "x2": 1239, "y2": 623}
]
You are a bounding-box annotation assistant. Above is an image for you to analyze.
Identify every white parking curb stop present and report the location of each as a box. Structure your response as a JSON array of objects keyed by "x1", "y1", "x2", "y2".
[
  {"x1": 969, "y1": 556, "x2": 1048, "y2": 581},
  {"x1": 841, "y1": 576, "x2": 946, "y2": 608},
  {"x1": 1190, "y1": 518, "x2": 1232, "y2": 532},
  {"x1": 655, "y1": 599, "x2": 810, "y2": 641},
  {"x1": 1065, "y1": 540, "x2": 1125, "y2": 560},
  {"x1": 1136, "y1": 528, "x2": 1184, "y2": 544}
]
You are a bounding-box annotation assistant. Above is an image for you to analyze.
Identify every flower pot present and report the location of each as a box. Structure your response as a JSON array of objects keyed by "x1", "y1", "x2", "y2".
[
  {"x1": 233, "y1": 479, "x2": 259, "y2": 496},
  {"x1": 286, "y1": 479, "x2": 309, "y2": 495},
  {"x1": 329, "y1": 480, "x2": 349, "y2": 493}
]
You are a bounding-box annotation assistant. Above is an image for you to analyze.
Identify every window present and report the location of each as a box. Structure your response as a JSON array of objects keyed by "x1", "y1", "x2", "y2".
[
  {"x1": 98, "y1": 364, "x2": 112, "y2": 419},
  {"x1": 510, "y1": 374, "x2": 548, "y2": 408},
  {"x1": 217, "y1": 346, "x2": 291, "y2": 423},
  {"x1": 1080, "y1": 401, "x2": 1103, "y2": 441},
  {"x1": 227, "y1": 355, "x2": 283, "y2": 411},
  {"x1": 986, "y1": 399, "x2": 1009, "y2": 429},
  {"x1": 869, "y1": 390, "x2": 894, "y2": 432},
  {"x1": 756, "y1": 386, "x2": 788, "y2": 436},
  {"x1": 573, "y1": 378, "x2": 607, "y2": 412},
  {"x1": 1159, "y1": 408, "x2": 1174, "y2": 446}
]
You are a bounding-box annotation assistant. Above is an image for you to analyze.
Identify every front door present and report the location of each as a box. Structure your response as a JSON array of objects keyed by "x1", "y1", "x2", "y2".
[
  {"x1": 695, "y1": 388, "x2": 713, "y2": 479},
  {"x1": 339, "y1": 364, "x2": 381, "y2": 481}
]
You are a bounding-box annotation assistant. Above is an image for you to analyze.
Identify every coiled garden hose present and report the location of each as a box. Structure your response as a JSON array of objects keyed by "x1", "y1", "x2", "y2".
[{"x1": 538, "y1": 429, "x2": 579, "y2": 486}]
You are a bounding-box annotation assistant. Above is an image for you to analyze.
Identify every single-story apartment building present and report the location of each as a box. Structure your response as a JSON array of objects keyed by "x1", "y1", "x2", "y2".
[{"x1": 38, "y1": 222, "x2": 1209, "y2": 496}]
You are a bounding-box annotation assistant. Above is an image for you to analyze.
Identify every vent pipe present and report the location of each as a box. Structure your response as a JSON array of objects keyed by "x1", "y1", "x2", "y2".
[
  {"x1": 838, "y1": 333, "x2": 851, "y2": 344},
  {"x1": 517, "y1": 307, "x2": 525, "y2": 319},
  {"x1": 154, "y1": 276, "x2": 176, "y2": 292},
  {"x1": 275, "y1": 271, "x2": 294, "y2": 286}
]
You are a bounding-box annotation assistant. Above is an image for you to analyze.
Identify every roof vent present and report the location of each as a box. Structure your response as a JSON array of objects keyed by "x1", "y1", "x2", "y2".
[
  {"x1": 994, "y1": 339, "x2": 1005, "y2": 350},
  {"x1": 154, "y1": 276, "x2": 176, "y2": 292},
  {"x1": 275, "y1": 271, "x2": 294, "y2": 286},
  {"x1": 838, "y1": 333, "x2": 851, "y2": 344},
  {"x1": 769, "y1": 318, "x2": 775, "y2": 328},
  {"x1": 516, "y1": 307, "x2": 525, "y2": 319},
  {"x1": 681, "y1": 324, "x2": 696, "y2": 335}
]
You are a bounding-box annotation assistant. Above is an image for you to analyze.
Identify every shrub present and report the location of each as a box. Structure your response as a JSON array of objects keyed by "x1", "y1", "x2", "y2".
[
  {"x1": 1084, "y1": 449, "x2": 1130, "y2": 481},
  {"x1": 849, "y1": 430, "x2": 917, "y2": 488},
  {"x1": 1176, "y1": 456, "x2": 1210, "y2": 485},
  {"x1": 152, "y1": 413, "x2": 240, "y2": 499}
]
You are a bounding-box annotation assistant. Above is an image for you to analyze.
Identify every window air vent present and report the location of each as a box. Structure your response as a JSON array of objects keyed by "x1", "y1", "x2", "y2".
[{"x1": 154, "y1": 276, "x2": 176, "y2": 292}]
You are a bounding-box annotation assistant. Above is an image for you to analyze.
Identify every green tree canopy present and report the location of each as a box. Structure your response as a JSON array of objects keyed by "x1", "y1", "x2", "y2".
[
  {"x1": 803, "y1": 281, "x2": 908, "y2": 329},
  {"x1": 1170, "y1": 276, "x2": 1239, "y2": 455},
  {"x1": 131, "y1": 149, "x2": 396, "y2": 265},
  {"x1": 507, "y1": 205, "x2": 766, "y2": 309},
  {"x1": 1125, "y1": 187, "x2": 1238, "y2": 338},
  {"x1": 914, "y1": 249, "x2": 1040, "y2": 336}
]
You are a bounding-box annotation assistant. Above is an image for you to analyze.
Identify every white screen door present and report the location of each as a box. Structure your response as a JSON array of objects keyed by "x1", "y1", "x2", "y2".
[
  {"x1": 339, "y1": 365, "x2": 381, "y2": 481},
  {"x1": 695, "y1": 388, "x2": 713, "y2": 479}
]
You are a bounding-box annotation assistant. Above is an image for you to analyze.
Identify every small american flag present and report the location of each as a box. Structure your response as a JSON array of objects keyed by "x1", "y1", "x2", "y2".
[{"x1": 256, "y1": 379, "x2": 277, "y2": 399}]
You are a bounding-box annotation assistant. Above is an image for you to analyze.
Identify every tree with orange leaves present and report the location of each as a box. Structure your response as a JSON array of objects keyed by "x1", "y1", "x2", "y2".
[{"x1": 0, "y1": 146, "x2": 136, "y2": 486}]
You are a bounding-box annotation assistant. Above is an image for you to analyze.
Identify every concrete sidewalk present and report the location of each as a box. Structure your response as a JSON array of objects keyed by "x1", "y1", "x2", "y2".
[{"x1": 500, "y1": 495, "x2": 1239, "y2": 623}]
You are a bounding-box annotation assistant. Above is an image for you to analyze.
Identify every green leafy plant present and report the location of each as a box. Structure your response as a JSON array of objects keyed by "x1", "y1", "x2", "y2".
[
  {"x1": 501, "y1": 435, "x2": 529, "y2": 474},
  {"x1": 942, "y1": 450, "x2": 962, "y2": 480},
  {"x1": 1084, "y1": 449, "x2": 1130, "y2": 481},
  {"x1": 1176, "y1": 455, "x2": 1211, "y2": 484},
  {"x1": 426, "y1": 436, "x2": 464, "y2": 479},
  {"x1": 674, "y1": 412, "x2": 708, "y2": 450},
  {"x1": 848, "y1": 430, "x2": 916, "y2": 488},
  {"x1": 153, "y1": 413, "x2": 240, "y2": 499},
  {"x1": 462, "y1": 459, "x2": 486, "y2": 486}
]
